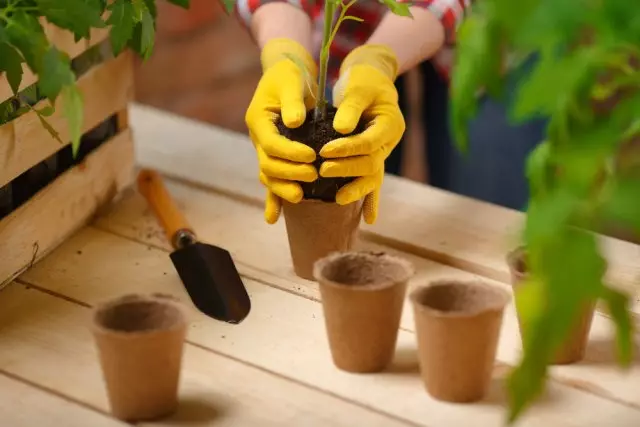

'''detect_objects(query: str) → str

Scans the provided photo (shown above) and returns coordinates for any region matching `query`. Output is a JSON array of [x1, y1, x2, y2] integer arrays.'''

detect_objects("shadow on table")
[[168, 396, 226, 424]]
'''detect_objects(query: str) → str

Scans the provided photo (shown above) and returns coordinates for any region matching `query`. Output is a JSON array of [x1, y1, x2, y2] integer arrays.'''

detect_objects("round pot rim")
[[91, 293, 188, 338], [313, 251, 415, 292], [409, 280, 512, 318]]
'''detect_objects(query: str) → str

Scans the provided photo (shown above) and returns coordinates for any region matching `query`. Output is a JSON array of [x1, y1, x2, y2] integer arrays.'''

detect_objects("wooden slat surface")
[[0, 373, 125, 427], [0, 51, 134, 187], [126, 104, 640, 317], [1, 103, 639, 425], [0, 283, 419, 427], [0, 128, 134, 287], [88, 179, 640, 411], [14, 226, 640, 426]]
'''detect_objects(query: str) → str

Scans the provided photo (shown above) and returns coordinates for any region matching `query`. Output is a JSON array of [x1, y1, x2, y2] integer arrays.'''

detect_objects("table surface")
[[1, 103, 640, 426]]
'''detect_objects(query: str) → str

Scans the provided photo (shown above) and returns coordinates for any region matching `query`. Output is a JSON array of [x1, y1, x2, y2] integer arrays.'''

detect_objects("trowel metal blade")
[[169, 242, 251, 323]]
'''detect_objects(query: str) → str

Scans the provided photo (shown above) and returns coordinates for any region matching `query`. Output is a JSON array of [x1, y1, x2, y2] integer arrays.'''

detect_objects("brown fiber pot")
[[410, 280, 510, 403], [507, 247, 595, 365], [313, 251, 414, 373], [91, 294, 188, 421], [283, 199, 363, 280]]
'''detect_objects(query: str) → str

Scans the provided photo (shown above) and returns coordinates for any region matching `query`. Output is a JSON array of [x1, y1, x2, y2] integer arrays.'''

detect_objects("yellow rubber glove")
[[321, 44, 405, 224], [245, 38, 319, 224]]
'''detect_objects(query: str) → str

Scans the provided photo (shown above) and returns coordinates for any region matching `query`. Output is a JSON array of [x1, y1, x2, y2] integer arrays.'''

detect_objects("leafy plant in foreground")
[[451, 0, 638, 422], [0, 0, 190, 156]]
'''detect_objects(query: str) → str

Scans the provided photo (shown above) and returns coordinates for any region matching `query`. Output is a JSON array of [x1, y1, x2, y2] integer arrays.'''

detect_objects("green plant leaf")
[[4, 10, 49, 74], [36, 0, 106, 39], [601, 177, 640, 233], [449, 4, 503, 153], [0, 42, 24, 94], [602, 287, 634, 367], [62, 84, 84, 157], [378, 0, 412, 17], [35, 109, 63, 143], [167, 0, 190, 7], [38, 46, 75, 102], [36, 104, 55, 117], [106, 0, 135, 55]]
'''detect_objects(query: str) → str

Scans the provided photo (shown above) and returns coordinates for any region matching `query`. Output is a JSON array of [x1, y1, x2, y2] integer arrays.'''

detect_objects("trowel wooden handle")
[[137, 169, 194, 247]]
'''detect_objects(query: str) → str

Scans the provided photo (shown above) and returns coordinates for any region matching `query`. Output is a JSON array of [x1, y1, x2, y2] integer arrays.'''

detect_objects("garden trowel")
[[137, 168, 251, 324]]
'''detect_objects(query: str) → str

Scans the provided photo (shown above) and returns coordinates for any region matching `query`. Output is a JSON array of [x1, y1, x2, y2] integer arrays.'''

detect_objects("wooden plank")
[[0, 51, 134, 187], [127, 104, 640, 316], [91, 179, 640, 411], [0, 372, 125, 427], [0, 283, 415, 427], [19, 223, 640, 426], [0, 129, 134, 288]]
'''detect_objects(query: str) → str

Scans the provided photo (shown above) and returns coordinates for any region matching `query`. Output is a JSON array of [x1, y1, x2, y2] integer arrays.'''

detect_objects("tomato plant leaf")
[[107, 0, 135, 55], [36, 0, 106, 39], [62, 84, 84, 157], [38, 46, 75, 102], [602, 287, 634, 367], [0, 42, 24, 94]]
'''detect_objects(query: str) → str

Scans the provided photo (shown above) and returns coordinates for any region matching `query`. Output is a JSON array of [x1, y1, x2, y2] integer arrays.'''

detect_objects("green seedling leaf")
[[62, 84, 84, 157], [378, 0, 412, 17], [0, 42, 25, 94], [107, 0, 136, 55], [139, 7, 156, 59], [602, 287, 634, 367], [132, 0, 146, 22], [283, 52, 317, 101], [222, 0, 235, 13]]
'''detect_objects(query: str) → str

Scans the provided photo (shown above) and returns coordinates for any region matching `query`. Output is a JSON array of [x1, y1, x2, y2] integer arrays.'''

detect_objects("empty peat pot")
[[283, 199, 363, 280], [91, 294, 188, 421], [409, 280, 511, 403], [507, 247, 595, 365], [313, 251, 414, 373]]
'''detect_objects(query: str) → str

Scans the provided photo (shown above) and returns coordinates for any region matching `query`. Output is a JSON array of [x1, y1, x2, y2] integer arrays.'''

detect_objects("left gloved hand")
[[319, 44, 405, 225]]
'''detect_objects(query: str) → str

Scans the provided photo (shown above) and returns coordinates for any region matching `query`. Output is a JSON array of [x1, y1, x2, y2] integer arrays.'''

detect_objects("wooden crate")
[[0, 24, 135, 288]]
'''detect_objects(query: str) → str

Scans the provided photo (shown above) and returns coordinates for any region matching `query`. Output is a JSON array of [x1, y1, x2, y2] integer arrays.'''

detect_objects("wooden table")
[[1, 104, 640, 426]]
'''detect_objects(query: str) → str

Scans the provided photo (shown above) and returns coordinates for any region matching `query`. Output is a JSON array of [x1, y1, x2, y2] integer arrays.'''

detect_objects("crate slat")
[[0, 128, 134, 287], [0, 50, 133, 187]]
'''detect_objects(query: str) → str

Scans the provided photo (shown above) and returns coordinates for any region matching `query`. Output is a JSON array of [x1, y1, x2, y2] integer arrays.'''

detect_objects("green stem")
[[314, 0, 337, 122]]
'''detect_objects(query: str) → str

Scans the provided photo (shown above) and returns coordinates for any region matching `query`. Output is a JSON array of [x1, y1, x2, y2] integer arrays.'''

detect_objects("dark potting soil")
[[275, 106, 367, 202]]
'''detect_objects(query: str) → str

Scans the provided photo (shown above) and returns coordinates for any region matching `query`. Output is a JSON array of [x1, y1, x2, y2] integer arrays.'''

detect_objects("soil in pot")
[[313, 251, 414, 373], [91, 294, 188, 421], [409, 280, 510, 403], [275, 106, 367, 201], [276, 107, 368, 279], [507, 247, 596, 365]]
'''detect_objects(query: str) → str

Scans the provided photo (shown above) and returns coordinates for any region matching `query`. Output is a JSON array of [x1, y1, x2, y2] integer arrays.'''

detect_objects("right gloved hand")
[[245, 38, 319, 224]]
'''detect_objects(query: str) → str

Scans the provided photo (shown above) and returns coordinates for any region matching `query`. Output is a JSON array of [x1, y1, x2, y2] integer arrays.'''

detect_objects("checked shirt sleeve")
[[398, 0, 471, 45], [232, 0, 318, 28]]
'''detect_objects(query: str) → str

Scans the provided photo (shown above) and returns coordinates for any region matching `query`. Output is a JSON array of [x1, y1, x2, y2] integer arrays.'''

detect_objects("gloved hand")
[[320, 44, 405, 224], [245, 38, 319, 224]]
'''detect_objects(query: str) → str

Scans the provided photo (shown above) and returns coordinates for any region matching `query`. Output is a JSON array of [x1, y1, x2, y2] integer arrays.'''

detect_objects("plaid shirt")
[[233, 0, 470, 86]]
